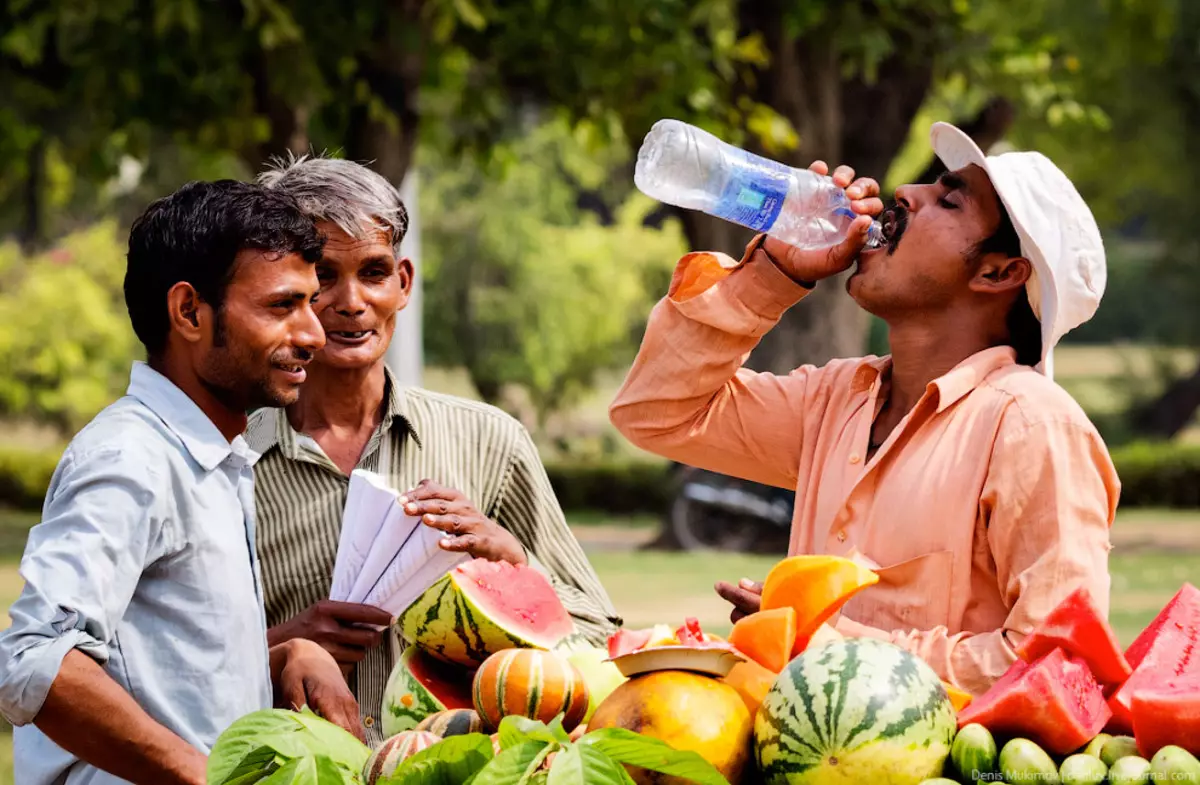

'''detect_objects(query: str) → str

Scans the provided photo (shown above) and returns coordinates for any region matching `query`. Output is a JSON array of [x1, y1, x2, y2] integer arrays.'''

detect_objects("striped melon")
[[362, 730, 440, 784], [472, 648, 590, 732], [414, 707, 485, 738], [382, 646, 475, 736], [755, 638, 956, 785], [398, 558, 578, 668]]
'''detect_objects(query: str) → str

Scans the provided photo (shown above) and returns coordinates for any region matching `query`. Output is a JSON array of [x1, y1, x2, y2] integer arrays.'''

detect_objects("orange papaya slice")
[[943, 681, 973, 712], [760, 555, 880, 657], [729, 608, 796, 673], [722, 659, 778, 715]]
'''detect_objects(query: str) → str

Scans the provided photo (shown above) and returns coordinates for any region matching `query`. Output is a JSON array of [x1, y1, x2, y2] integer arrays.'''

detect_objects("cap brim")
[[928, 122, 1059, 378]]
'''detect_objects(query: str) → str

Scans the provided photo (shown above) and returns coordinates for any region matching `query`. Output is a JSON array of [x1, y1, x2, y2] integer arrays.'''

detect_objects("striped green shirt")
[[244, 367, 621, 745]]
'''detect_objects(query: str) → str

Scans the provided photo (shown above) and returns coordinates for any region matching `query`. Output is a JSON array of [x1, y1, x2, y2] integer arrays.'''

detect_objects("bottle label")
[[713, 151, 792, 232]]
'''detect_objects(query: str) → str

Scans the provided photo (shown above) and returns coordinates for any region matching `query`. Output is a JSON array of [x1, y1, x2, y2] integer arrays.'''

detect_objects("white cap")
[[928, 121, 1107, 379]]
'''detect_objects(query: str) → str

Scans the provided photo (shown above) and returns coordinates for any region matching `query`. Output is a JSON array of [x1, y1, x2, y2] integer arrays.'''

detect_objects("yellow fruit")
[[589, 670, 753, 784]]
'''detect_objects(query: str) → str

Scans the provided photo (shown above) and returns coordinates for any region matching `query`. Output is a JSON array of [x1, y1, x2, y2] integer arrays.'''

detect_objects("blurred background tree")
[[0, 0, 1196, 448]]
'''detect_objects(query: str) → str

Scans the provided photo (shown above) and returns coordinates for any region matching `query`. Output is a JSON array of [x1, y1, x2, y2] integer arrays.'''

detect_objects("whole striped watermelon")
[[398, 558, 578, 668], [755, 638, 956, 785]]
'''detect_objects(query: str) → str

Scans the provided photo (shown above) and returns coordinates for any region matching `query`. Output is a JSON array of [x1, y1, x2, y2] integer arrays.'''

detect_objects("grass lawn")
[[0, 505, 1197, 781]]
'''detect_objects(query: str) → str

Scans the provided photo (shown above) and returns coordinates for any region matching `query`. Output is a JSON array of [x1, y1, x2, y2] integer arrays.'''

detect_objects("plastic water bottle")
[[634, 119, 884, 250]]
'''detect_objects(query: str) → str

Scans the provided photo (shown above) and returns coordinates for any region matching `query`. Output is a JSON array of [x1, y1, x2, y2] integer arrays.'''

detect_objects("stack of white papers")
[[330, 469, 469, 618]]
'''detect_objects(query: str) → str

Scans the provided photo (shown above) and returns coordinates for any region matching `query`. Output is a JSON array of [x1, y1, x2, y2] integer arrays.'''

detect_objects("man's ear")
[[970, 255, 1031, 295], [396, 256, 415, 310], [165, 282, 211, 345]]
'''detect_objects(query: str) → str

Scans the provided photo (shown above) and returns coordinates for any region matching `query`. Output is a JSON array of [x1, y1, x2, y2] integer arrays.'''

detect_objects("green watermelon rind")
[[754, 638, 957, 785], [397, 568, 576, 668], [381, 647, 450, 737]]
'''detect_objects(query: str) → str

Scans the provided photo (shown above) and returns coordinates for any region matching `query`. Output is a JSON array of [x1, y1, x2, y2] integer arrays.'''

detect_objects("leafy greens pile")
[[206, 707, 371, 784], [206, 708, 731, 785]]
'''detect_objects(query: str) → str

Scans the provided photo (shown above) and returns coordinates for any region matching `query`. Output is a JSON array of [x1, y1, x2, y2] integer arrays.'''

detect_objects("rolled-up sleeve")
[[0, 446, 162, 725]]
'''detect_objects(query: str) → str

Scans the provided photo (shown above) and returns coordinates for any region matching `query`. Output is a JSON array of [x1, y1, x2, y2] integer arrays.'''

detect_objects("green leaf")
[[579, 729, 730, 785], [497, 715, 569, 748], [219, 745, 281, 785], [547, 744, 633, 785], [383, 733, 495, 785], [290, 707, 372, 772], [470, 741, 553, 785]]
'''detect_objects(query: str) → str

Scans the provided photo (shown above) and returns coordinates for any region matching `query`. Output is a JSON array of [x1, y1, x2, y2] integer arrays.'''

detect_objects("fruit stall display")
[[205, 556, 1200, 785]]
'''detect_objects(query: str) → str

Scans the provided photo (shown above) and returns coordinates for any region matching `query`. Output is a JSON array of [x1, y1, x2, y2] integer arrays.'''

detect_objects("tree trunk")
[[18, 136, 46, 254], [1131, 364, 1200, 439]]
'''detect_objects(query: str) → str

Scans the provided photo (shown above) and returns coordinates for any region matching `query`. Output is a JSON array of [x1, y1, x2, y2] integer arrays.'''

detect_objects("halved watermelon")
[[955, 647, 1111, 756], [1131, 680, 1200, 757], [397, 558, 578, 667], [1015, 586, 1132, 688], [382, 646, 476, 735], [1107, 583, 1200, 733]]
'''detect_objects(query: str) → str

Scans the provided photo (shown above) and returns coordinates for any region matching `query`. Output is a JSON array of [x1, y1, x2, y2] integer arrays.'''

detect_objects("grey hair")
[[256, 152, 409, 255]]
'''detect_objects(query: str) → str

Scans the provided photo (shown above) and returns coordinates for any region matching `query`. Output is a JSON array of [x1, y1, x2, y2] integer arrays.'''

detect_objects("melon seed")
[[1000, 738, 1060, 785], [1102, 736, 1142, 768], [1108, 755, 1152, 785], [1082, 733, 1111, 759], [1151, 745, 1200, 785], [1060, 754, 1108, 785]]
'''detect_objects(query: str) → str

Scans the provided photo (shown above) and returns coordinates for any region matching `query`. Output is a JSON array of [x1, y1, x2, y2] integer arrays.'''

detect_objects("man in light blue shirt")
[[0, 180, 365, 785]]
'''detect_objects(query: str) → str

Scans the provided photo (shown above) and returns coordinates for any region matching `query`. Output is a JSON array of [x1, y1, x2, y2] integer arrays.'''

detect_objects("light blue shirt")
[[0, 362, 273, 785]]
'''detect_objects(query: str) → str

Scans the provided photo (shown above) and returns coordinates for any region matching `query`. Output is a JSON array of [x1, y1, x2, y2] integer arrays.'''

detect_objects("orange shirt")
[[609, 239, 1120, 695]]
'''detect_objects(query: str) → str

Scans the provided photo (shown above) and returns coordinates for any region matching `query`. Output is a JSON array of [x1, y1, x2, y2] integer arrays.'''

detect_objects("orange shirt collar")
[[849, 345, 1018, 412]]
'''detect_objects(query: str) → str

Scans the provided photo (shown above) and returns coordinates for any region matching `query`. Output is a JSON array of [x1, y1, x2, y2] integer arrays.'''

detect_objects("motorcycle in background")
[[659, 463, 794, 553]]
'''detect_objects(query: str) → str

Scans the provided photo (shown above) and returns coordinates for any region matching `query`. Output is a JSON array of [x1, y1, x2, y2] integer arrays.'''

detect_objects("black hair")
[[124, 179, 325, 357], [969, 203, 1043, 367]]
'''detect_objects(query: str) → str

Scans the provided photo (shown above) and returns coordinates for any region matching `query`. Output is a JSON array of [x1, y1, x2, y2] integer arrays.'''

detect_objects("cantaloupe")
[[760, 555, 879, 655], [729, 607, 796, 673]]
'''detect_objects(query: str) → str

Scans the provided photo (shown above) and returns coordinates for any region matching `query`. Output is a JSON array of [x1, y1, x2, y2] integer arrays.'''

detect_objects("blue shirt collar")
[[126, 362, 259, 472]]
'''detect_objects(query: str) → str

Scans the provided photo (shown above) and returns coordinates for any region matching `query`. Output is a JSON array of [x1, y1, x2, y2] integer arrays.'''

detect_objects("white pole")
[[387, 170, 422, 388]]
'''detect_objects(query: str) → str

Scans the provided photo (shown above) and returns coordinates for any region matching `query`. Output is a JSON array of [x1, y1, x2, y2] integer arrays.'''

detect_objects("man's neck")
[[884, 315, 1002, 416], [287, 360, 388, 434], [148, 355, 246, 443]]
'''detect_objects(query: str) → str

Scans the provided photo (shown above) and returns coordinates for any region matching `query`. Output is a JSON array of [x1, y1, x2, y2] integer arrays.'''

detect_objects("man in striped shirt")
[[244, 155, 621, 745]]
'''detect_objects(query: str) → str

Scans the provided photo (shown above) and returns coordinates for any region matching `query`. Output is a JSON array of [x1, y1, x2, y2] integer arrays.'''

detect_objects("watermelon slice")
[[1107, 583, 1200, 733], [955, 647, 1112, 755], [1131, 680, 1200, 757], [1015, 586, 1132, 688], [397, 558, 577, 667], [608, 628, 655, 659], [382, 646, 476, 735]]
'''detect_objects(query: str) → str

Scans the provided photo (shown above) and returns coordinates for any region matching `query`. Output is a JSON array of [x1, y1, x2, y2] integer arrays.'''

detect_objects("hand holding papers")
[[330, 469, 469, 619]]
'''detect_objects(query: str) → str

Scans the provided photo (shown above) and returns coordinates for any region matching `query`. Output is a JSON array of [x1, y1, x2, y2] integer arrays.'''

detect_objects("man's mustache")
[[881, 203, 909, 255]]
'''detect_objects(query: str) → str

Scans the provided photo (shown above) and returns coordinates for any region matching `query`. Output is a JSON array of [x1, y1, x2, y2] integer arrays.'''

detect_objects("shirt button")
[[364, 716, 375, 728], [849, 454, 861, 464], [837, 529, 847, 542]]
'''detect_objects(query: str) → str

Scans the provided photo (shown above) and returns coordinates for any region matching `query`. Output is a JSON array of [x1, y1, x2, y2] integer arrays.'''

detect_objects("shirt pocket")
[[839, 550, 954, 632]]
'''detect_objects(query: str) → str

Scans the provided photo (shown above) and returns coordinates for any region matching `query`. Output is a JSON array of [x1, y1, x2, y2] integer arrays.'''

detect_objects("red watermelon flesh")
[[1106, 582, 1200, 734], [1015, 586, 1132, 688], [407, 647, 475, 710], [454, 558, 576, 647], [1131, 680, 1200, 757], [956, 647, 1112, 756], [608, 628, 654, 659]]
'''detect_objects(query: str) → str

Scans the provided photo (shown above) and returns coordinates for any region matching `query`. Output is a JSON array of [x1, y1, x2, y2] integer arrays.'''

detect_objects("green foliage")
[[0, 444, 62, 511], [419, 115, 686, 423], [206, 707, 371, 785], [379, 715, 730, 785], [0, 221, 141, 432]]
